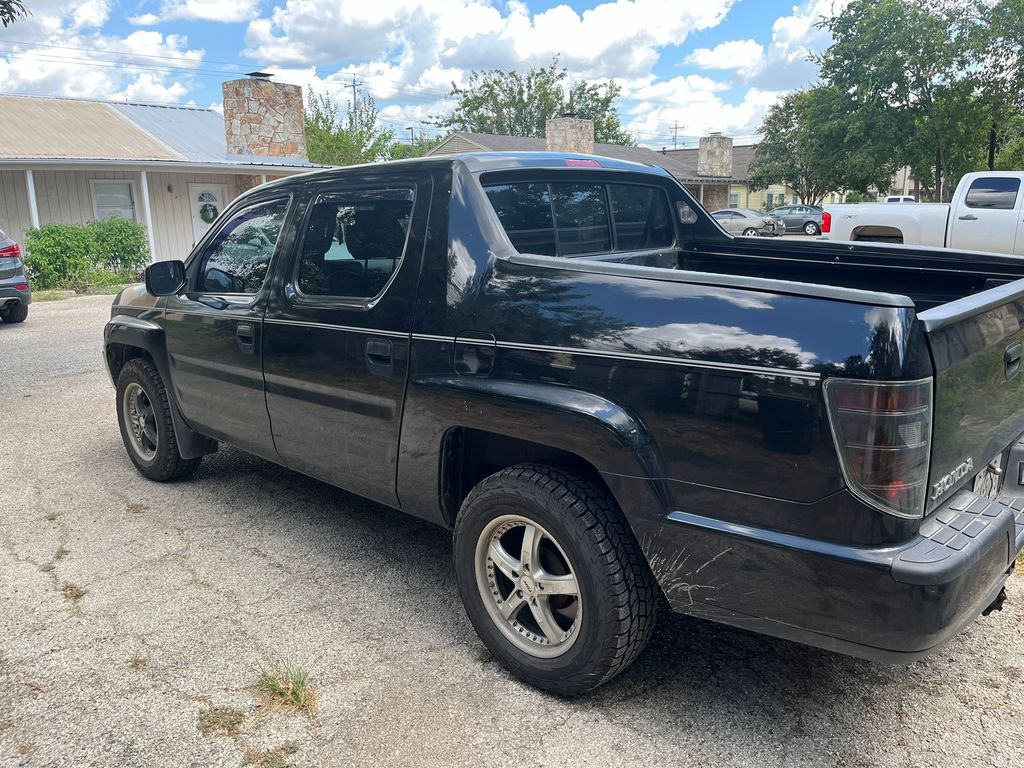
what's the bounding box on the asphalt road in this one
[1,295,1022,768]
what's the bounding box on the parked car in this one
[824,173,1024,253]
[768,204,824,235]
[885,195,917,203]
[0,229,31,323]
[711,208,783,237]
[105,153,1024,696]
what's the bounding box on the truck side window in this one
[197,198,289,294]
[608,184,673,250]
[965,178,1021,210]
[550,182,612,255]
[483,183,557,257]
[296,188,414,299]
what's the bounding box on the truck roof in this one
[263,151,674,189]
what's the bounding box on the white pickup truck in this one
[823,171,1024,255]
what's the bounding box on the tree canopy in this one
[1,0,28,26]
[437,58,634,145]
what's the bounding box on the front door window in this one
[189,183,229,244]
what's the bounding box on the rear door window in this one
[484,179,674,257]
[965,178,1021,210]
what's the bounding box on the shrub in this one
[23,218,149,291]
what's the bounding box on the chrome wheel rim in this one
[804,222,818,235]
[475,514,582,658]
[123,382,158,461]
[742,228,759,236]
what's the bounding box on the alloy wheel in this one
[122,382,158,461]
[475,514,582,658]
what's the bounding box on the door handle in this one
[236,322,255,354]
[1006,341,1021,380]
[958,214,978,221]
[366,338,393,376]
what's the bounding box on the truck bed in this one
[606,235,1024,312]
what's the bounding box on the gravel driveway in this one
[0,295,1021,767]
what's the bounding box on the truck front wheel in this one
[453,464,657,696]
[116,358,202,482]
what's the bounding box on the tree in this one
[1,0,28,27]
[304,91,396,167]
[978,0,1024,113]
[389,133,443,160]
[437,58,634,145]
[747,88,899,205]
[815,0,997,201]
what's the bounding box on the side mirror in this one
[144,260,186,296]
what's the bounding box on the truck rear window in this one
[484,181,673,257]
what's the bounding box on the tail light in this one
[823,377,933,518]
[0,243,20,258]
[821,211,831,233]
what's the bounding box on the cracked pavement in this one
[1,294,1022,767]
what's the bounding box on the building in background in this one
[0,76,314,262]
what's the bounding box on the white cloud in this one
[127,13,161,25]
[131,0,259,25]
[686,39,765,77]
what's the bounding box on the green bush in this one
[23,218,149,291]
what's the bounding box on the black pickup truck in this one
[105,153,1024,695]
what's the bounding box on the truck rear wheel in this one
[116,358,202,482]
[453,464,656,696]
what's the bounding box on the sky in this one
[0,0,849,148]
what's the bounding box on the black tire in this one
[741,227,760,237]
[0,303,28,323]
[803,221,820,236]
[116,358,202,481]
[453,464,657,696]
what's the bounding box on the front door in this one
[949,176,1022,255]
[263,174,431,507]
[164,194,292,460]
[188,183,229,245]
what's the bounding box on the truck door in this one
[263,174,432,508]
[163,195,292,461]
[949,175,1022,255]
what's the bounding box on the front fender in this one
[396,375,670,525]
[104,314,216,460]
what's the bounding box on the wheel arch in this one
[399,376,670,528]
[104,315,217,459]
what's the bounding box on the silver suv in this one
[0,228,31,323]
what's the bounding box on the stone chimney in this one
[222,76,307,158]
[545,116,595,154]
[697,132,733,177]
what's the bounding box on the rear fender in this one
[397,375,670,526]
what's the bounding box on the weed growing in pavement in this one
[197,706,246,738]
[40,563,55,573]
[127,502,145,514]
[61,583,86,604]
[54,545,69,561]
[43,511,57,522]
[243,742,299,767]
[128,655,148,672]
[254,663,316,715]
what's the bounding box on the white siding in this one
[0,171,32,245]
[145,172,247,261]
[34,169,137,226]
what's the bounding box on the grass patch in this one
[126,502,146,515]
[54,545,69,561]
[61,583,86,604]
[254,663,316,715]
[40,563,55,573]
[197,706,246,738]
[30,290,76,302]
[43,511,58,522]
[128,655,148,672]
[244,742,298,768]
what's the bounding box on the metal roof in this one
[0,94,314,170]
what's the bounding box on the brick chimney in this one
[545,116,594,154]
[697,132,733,177]
[222,76,307,159]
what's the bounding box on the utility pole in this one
[406,126,415,144]
[989,124,997,171]
[349,78,364,128]
[672,121,681,150]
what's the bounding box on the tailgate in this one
[919,277,1024,512]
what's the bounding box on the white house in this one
[0,76,315,262]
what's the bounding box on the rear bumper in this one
[0,284,32,307]
[634,487,1021,662]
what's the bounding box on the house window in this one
[792,194,799,204]
[729,192,739,207]
[766,192,774,207]
[91,181,137,221]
